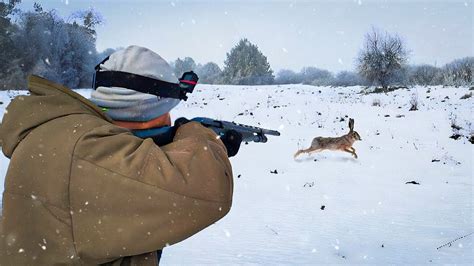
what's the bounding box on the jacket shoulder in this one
[73,120,151,181]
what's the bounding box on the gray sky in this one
[19,0,473,73]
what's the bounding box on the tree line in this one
[176,29,473,88]
[1,1,472,89]
[274,57,473,88]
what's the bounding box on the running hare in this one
[294,118,361,159]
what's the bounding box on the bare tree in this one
[357,28,409,91]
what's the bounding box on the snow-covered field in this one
[0,84,472,264]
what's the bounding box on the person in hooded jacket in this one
[0,46,241,265]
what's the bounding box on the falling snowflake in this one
[224,229,231,237]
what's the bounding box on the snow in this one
[0,84,472,264]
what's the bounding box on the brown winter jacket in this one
[0,75,233,265]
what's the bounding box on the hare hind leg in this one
[294,147,321,158]
[308,148,322,155]
[294,148,309,158]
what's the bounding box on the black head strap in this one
[92,57,198,101]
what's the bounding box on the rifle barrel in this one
[191,117,280,142]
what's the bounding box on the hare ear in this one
[348,118,354,132]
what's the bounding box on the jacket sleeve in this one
[70,122,233,263]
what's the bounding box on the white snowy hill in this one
[0,84,472,264]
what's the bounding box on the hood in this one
[0,75,111,158]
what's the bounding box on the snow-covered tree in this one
[173,57,196,78]
[196,62,222,84]
[1,3,101,89]
[71,8,103,39]
[222,38,274,85]
[0,0,21,89]
[357,28,409,90]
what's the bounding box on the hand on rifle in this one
[174,117,243,157]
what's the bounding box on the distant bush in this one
[275,68,368,87]
[409,94,419,111]
[441,57,473,86]
[300,67,334,86]
[195,62,222,84]
[407,65,442,86]
[274,67,334,86]
[333,71,367,87]
[275,69,301,84]
[372,98,381,106]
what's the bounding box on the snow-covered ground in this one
[0,84,472,264]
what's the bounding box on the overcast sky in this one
[19,0,473,73]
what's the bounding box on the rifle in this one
[191,117,280,143]
[133,117,281,146]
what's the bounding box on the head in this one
[90,45,181,124]
[348,118,362,141]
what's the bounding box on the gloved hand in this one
[220,129,243,157]
[173,117,243,157]
[174,117,190,128]
[150,117,189,146]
